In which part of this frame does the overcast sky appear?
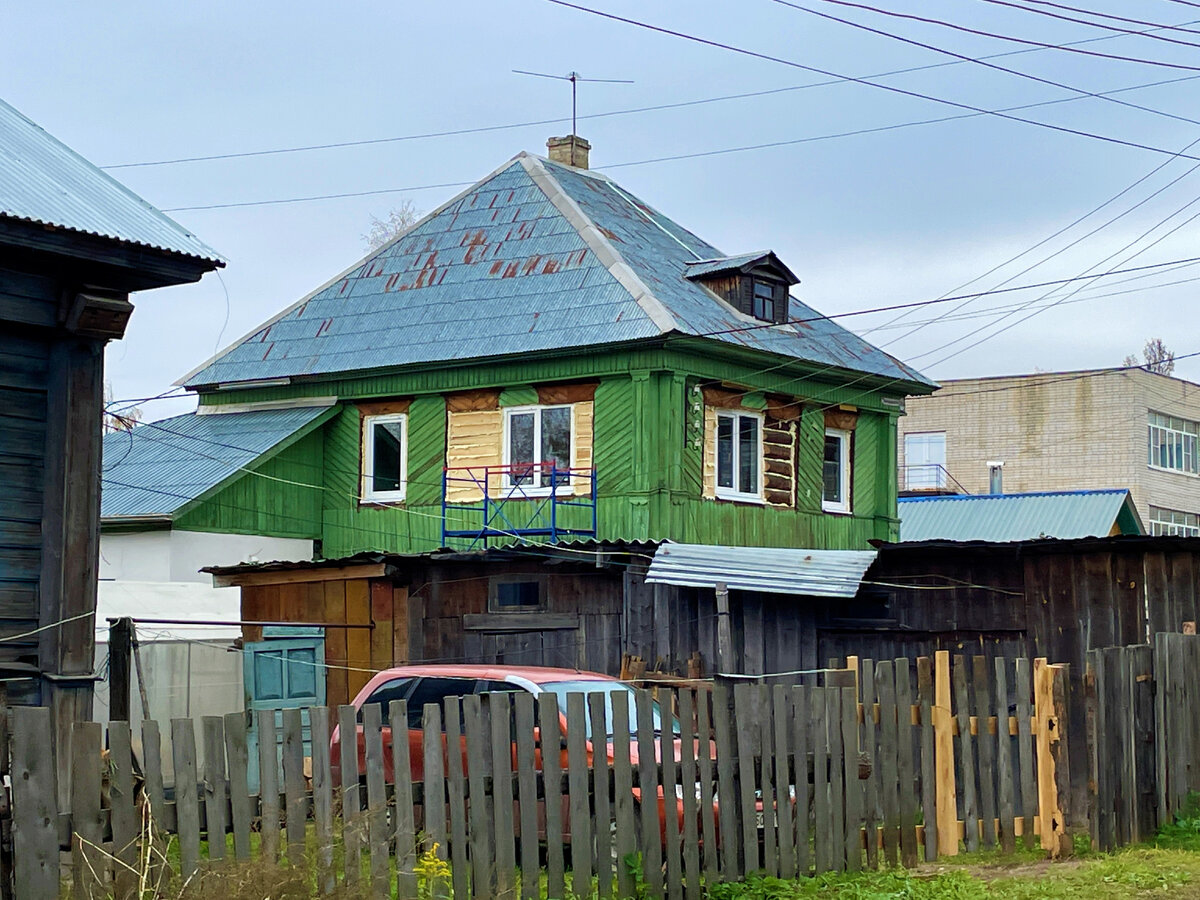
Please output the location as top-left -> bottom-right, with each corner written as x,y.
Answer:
5,1 -> 1200,420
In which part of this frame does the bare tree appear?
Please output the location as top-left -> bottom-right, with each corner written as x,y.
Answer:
362,200 -> 420,251
1124,338 -> 1176,375
102,382 -> 142,433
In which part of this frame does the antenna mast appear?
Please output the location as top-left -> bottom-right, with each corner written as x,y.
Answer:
513,69 -> 634,165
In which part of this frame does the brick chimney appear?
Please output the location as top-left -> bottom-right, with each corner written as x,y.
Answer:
547,135 -> 590,169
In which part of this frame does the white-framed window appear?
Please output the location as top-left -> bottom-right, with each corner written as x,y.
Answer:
1148,410 -> 1199,475
823,427 -> 852,513
715,410 -> 763,502
1148,505 -> 1200,536
503,404 -> 573,493
904,431 -> 947,490
361,413 -> 407,503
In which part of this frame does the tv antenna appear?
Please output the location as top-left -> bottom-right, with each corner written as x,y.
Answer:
513,70 -> 634,139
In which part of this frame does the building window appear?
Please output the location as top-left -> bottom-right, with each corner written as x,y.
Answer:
715,410 -> 763,501
1149,506 -> 1200,536
823,428 -> 852,513
361,413 -> 407,502
1148,410 -> 1199,475
489,576 -> 547,612
903,432 -> 947,490
504,405 -> 572,491
752,280 -> 779,321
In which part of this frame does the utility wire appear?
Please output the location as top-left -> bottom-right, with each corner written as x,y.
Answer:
973,0 -> 1200,46
1012,0 -> 1200,36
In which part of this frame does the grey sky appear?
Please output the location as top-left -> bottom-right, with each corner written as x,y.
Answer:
4,1 -> 1199,419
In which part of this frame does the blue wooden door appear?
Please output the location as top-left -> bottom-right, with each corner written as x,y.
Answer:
244,633 -> 325,792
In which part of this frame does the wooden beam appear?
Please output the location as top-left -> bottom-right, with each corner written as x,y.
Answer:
463,614 -> 580,632
212,563 -> 388,588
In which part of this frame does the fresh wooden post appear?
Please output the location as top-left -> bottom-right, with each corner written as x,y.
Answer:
679,689 -> 702,900
443,699 -> 470,900
1034,659 -> 1065,857
108,721 -> 139,900
538,693 -> 567,900
841,685 -> 863,872
362,703 -> 390,895
390,700 -> 418,900
589,691 -> 615,900
463,694 -> 493,898
281,707 -> 308,867
309,707 -> 336,895
70,721 -> 104,900
971,657 -> 997,850
202,717 -> 228,861
490,692 -> 517,900
876,661 -> 900,867
771,685 -> 794,879
916,657 -> 938,861
993,660 -> 1016,855
11,708 -> 58,900
257,708 -> 281,863
712,682 -> 739,879
636,689 -> 665,896
223,712 -> 253,861
610,689 -> 638,899
811,687 -> 831,873
1015,658 -> 1036,850
791,685 -> 811,877
141,720 -> 167,886
933,651 -> 957,856
172,718 -> 202,879
337,704 -> 362,884
894,659 -> 918,867
952,655 -> 979,853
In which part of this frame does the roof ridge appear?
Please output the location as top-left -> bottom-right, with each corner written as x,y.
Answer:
899,488 -> 1130,502
518,155 -> 677,334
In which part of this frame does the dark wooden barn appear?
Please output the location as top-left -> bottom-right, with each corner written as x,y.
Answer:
0,96 -> 220,771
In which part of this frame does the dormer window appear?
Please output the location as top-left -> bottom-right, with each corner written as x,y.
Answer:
684,251 -> 799,326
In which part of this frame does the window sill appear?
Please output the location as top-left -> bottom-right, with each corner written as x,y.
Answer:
1147,465 -> 1200,478
822,503 -> 853,516
714,491 -> 766,505
500,485 -> 576,499
359,495 -> 407,507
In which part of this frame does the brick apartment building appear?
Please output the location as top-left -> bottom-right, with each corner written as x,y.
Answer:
897,367 -> 1200,535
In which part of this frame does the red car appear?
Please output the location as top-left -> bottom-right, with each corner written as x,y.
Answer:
329,664 -> 699,843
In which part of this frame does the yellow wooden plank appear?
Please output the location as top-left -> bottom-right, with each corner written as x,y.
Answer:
934,650 -> 958,856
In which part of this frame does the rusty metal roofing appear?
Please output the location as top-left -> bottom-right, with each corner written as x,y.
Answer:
645,541 -> 877,598
101,404 -> 334,519
898,489 -> 1144,542
0,97 -> 221,262
182,153 -> 930,388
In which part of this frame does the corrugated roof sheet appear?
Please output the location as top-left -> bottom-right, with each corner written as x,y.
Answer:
0,97 -> 221,262
101,404 -> 333,518
645,541 -> 877,598
683,251 -> 781,280
897,489 -> 1144,543
184,154 -> 930,389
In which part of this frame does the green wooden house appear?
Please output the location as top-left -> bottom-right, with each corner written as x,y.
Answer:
108,136 -> 933,559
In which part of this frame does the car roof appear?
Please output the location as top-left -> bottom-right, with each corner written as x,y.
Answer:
352,664 -> 618,704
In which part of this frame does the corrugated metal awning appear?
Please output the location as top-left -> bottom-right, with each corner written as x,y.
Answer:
645,541 -> 877,598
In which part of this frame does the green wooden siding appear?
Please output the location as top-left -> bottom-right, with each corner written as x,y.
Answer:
185,343 -> 919,555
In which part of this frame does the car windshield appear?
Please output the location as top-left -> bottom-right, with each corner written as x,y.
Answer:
539,680 -> 674,741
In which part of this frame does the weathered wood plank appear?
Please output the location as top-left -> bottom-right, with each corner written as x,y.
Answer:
463,694 -> 493,898
712,683 -> 739,880
566,693 -> 594,898
172,718 -> 202,879
771,685 -> 794,880
994,660 -> 1016,855
1015,658 -> 1037,851
589,691 -> 615,900
696,688 -> 719,885
390,700 -> 418,900
860,660 -> 880,870
443,699 -> 470,900
876,660 -> 900,867
662,689 -> 684,900
972,656 -> 998,850
309,707 -> 336,895
337,704 -> 362,884
281,707 -> 308,867
791,685 -> 811,878
953,655 -> 979,853
71,721 -> 104,900
223,712 -> 253,862
108,722 -> 139,900
679,689 -> 702,900
895,659 -> 918,867
917,657 -> 938,862
538,693 -> 567,900
611,689 -> 638,899
827,685 -> 846,871
841,685 -> 862,872
811,687 -> 831,873
141,720 -> 167,886
513,693 -> 540,900
257,708 -> 281,863
202,717 -> 228,862
11,707 -> 58,900
362,703 -> 389,896
758,688 -> 778,877
733,684 -> 760,874
489,691 -> 517,899
636,689 -> 665,896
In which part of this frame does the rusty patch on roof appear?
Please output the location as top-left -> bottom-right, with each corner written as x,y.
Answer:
542,258 -> 559,274
597,226 -> 622,243
502,262 -> 518,278
522,255 -> 543,276
489,260 -> 504,276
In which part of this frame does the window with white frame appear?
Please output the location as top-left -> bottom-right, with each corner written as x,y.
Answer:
823,428 -> 852,513
904,431 -> 947,490
361,413 -> 407,503
1148,410 -> 1199,474
504,405 -> 573,491
1148,505 -> 1200,536
715,410 -> 763,501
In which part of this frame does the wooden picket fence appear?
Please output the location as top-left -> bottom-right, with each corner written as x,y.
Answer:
1,652 -> 1071,899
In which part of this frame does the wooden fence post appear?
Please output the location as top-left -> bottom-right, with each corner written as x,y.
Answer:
933,651 -> 958,856
1034,658 -> 1065,857
10,707 -> 58,900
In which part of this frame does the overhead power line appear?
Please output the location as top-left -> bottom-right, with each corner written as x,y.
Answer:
974,0 -> 1200,46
